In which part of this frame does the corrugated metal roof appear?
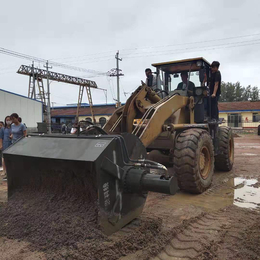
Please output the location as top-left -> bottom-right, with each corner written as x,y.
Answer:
219,101 -> 260,112
51,105 -> 116,117
0,89 -> 43,103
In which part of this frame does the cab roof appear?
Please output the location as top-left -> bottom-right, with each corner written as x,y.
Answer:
152,57 -> 210,73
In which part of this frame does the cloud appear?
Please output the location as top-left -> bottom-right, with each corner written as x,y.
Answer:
0,0 -> 260,106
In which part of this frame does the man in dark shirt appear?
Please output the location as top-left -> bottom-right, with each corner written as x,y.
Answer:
209,61 -> 221,120
177,71 -> 195,96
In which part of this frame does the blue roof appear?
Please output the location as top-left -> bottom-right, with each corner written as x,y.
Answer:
66,103 -> 89,106
53,102 -> 125,109
52,113 -> 112,118
0,88 -> 43,103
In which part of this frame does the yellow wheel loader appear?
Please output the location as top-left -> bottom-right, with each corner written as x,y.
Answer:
3,57 -> 234,235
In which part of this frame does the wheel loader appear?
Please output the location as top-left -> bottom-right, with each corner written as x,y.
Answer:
3,57 -> 234,235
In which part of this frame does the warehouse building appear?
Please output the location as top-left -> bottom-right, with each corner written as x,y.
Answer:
51,101 -> 260,129
0,89 -> 43,132
51,103 -> 116,127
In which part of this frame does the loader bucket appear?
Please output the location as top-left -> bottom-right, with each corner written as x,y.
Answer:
3,134 -> 178,235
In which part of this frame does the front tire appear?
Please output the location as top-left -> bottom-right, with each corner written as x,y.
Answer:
174,129 -> 214,194
215,126 -> 234,171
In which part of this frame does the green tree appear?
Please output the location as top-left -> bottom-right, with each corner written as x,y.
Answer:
219,82 -> 259,102
243,85 -> 251,101
234,82 -> 244,101
251,86 -> 260,101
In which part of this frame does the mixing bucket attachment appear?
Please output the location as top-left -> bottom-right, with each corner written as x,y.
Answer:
3,134 -> 178,235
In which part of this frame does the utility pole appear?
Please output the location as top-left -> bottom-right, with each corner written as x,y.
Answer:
32,61 -> 36,99
115,51 -> 122,107
44,60 -> 52,134
108,51 -> 124,107
51,102 -> 56,109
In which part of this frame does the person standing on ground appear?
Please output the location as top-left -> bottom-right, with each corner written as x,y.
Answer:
0,116 -> 12,180
18,117 -> 27,128
61,123 -> 67,134
209,61 -> 221,121
0,121 -> 4,167
10,113 -> 27,143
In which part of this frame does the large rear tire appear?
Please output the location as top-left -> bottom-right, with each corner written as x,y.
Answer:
174,129 -> 214,194
215,126 -> 234,171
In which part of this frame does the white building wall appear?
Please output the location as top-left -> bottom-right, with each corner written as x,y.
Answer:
0,89 -> 43,128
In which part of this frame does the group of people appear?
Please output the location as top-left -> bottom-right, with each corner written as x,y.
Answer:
61,122 -> 82,134
145,61 -> 221,121
0,113 -> 27,181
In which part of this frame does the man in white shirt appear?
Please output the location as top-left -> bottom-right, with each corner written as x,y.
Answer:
145,68 -> 158,91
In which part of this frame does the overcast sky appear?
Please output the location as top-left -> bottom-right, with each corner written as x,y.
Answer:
1,0 -> 260,106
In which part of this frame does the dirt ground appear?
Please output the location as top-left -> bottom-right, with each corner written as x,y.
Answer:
0,134 -> 259,260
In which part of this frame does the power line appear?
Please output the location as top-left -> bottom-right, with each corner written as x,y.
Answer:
55,56 -> 115,66
49,60 -> 107,75
0,47 -> 107,76
47,33 -> 260,67
123,39 -> 260,60
47,32 -> 260,63
120,32 -> 260,53
1,33 -> 260,80
50,50 -> 115,62
106,77 -> 115,101
125,38 -> 260,58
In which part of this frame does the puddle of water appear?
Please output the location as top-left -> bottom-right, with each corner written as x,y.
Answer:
157,176 -> 260,213
240,153 -> 258,156
233,177 -> 260,209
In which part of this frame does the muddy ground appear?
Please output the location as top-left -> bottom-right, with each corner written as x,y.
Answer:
0,134 -> 259,260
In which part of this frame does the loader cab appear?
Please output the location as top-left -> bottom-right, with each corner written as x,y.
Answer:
152,57 -> 211,96
152,57 -> 211,123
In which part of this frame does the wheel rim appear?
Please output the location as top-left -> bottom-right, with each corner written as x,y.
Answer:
229,138 -> 234,163
200,146 -> 211,179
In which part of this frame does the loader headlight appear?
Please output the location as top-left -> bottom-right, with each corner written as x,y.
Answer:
195,88 -> 203,96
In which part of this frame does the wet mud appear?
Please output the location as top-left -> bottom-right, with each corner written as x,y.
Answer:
153,206 -> 260,260
0,134 -> 259,260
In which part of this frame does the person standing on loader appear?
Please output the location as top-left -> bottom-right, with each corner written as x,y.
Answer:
209,61 -> 221,121
177,71 -> 195,96
145,68 -> 159,91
